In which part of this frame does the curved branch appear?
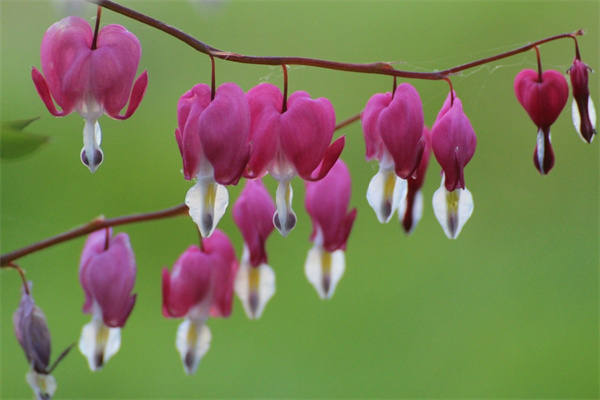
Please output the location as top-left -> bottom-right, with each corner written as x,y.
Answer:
87,0 -> 583,81
0,203 -> 188,266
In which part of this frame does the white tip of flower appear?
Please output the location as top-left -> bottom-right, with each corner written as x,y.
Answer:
26,369 -> 56,400
234,250 -> 276,319
273,180 -> 296,237
176,318 -> 211,375
185,180 -> 229,238
432,178 -> 473,240
81,119 -> 103,173
572,97 -> 596,143
305,245 -> 345,300
366,167 -> 407,223
399,189 -> 424,234
78,319 -> 121,372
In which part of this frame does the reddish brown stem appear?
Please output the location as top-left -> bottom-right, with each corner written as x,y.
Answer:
2,262 -> 30,293
210,54 -> 216,101
0,203 -> 188,266
282,64 -> 288,113
91,6 -> 101,50
534,46 -> 543,80
86,0 -> 582,81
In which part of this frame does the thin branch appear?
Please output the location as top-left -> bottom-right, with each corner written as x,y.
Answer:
87,0 -> 583,81
0,203 -> 188,266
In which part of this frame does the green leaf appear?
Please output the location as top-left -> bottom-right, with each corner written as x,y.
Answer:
1,117 -> 51,159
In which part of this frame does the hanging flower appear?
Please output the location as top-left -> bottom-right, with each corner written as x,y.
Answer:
568,58 -> 596,143
514,68 -> 569,174
78,228 -> 137,371
32,16 -> 148,172
304,159 -> 357,299
361,83 -> 425,223
399,126 -> 432,234
232,179 -> 277,319
245,82 -> 345,236
431,91 -> 477,239
176,83 -> 251,238
162,230 -> 238,374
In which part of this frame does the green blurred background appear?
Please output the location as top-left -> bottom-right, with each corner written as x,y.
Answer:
1,1 -> 598,398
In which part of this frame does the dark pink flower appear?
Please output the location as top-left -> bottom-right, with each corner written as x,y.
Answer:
232,179 -> 277,319
399,126 -> 431,234
431,91 -> 477,191
175,83 -> 251,238
32,16 -> 148,172
304,159 -> 357,299
514,69 -> 569,174
361,83 -> 425,223
568,58 -> 596,143
245,83 -> 345,236
162,230 -> 238,374
78,228 -> 136,371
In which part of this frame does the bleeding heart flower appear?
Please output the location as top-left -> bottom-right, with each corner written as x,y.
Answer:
32,16 -> 148,172
245,82 -> 345,237
78,228 -> 137,371
233,179 -> 277,319
175,82 -> 251,238
361,83 -> 425,223
514,68 -> 569,174
162,230 -> 238,374
304,159 -> 357,299
568,58 -> 597,143
431,91 -> 477,239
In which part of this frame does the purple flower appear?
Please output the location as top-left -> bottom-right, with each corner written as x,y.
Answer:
568,58 -> 597,143
78,228 -> 137,371
175,83 -> 251,238
32,16 -> 148,172
361,83 -> 425,223
304,159 -> 357,299
514,68 -> 568,174
232,179 -> 277,319
162,230 -> 238,374
245,83 -> 345,236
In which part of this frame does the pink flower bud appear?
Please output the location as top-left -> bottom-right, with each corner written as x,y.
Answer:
431,91 -> 477,191
568,59 -> 597,143
32,16 -> 148,172
79,228 -> 137,328
514,69 -> 569,174
13,283 -> 51,374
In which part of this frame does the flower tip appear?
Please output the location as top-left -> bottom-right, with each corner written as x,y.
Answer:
80,147 -> 104,173
273,210 -> 296,237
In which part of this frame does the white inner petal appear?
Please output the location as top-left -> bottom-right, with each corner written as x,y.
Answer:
234,246 -> 276,319
176,318 -> 212,375
366,165 -> 407,224
26,369 -> 56,400
432,176 -> 474,240
78,317 -> 121,372
399,189 -> 424,234
572,97 -> 597,143
273,179 -> 296,237
185,178 -> 229,238
81,118 -> 103,173
304,244 -> 346,300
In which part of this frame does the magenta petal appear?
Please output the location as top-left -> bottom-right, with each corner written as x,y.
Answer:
280,92 -> 336,178
378,83 -> 425,179
90,24 -> 142,117
162,246 -> 211,318
205,230 -> 238,318
199,83 -> 251,185
303,136 -> 346,182
569,59 -> 596,143
305,159 -> 356,251
177,85 -> 211,180
31,67 -> 72,117
79,228 -> 112,314
361,92 -> 391,161
233,180 -> 276,267
514,69 -> 569,128
246,83 -> 282,178
431,95 -> 477,191
110,70 -> 148,120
